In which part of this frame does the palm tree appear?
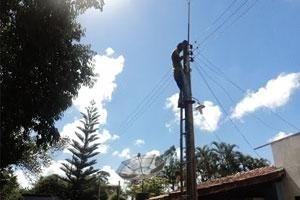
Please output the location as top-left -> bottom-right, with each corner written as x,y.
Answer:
239,155 -> 269,171
212,142 -> 241,177
195,141 -> 270,182
195,145 -> 218,181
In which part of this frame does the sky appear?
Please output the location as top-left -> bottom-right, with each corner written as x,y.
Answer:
16,0 -> 300,188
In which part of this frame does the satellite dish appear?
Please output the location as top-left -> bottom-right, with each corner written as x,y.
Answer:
117,153 -> 165,181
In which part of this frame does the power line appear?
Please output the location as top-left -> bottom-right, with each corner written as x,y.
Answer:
109,71 -> 173,149
194,63 -> 261,157
198,116 -> 223,143
195,0 -> 250,49
113,70 -> 170,133
117,77 -> 172,136
195,0 -> 238,39
194,0 -> 259,55
195,58 -> 284,133
197,53 -> 299,131
215,0 -> 259,40
200,0 -> 259,50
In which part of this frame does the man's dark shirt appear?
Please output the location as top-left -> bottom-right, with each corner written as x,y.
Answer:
171,49 -> 183,72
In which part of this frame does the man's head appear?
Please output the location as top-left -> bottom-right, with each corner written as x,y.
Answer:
177,40 -> 188,51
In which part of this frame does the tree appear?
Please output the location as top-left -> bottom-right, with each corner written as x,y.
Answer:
126,177 -> 168,198
0,0 -> 104,169
61,103 -> 109,200
0,168 -> 23,200
196,141 -> 269,182
109,193 -> 126,200
158,145 -> 182,191
18,137 -> 69,176
211,142 -> 241,177
239,154 -> 269,171
31,174 -> 68,199
195,145 -> 218,181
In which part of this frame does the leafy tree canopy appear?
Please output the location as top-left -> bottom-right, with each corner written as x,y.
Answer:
0,0 -> 104,169
0,168 -> 23,200
126,176 -> 168,198
30,174 -> 68,199
196,141 -> 269,182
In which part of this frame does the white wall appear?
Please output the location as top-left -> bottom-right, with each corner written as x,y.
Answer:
271,133 -> 300,200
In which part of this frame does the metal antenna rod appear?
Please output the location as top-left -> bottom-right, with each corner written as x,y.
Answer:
187,0 -> 191,43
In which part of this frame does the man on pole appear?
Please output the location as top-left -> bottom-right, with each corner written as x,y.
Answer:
171,40 -> 188,108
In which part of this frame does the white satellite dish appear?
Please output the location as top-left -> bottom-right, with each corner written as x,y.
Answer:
117,153 -> 165,181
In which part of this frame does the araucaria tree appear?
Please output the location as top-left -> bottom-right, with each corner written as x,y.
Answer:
61,103 -> 105,200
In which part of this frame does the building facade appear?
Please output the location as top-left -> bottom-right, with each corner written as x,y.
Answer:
271,132 -> 300,200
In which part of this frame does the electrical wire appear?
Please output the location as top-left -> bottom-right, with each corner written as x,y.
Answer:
215,0 -> 259,41
195,58 -> 284,133
109,71 -> 173,149
197,53 -> 299,131
194,63 -> 261,157
195,0 -> 238,39
114,70 -> 170,133
118,77 -> 172,136
195,0 -> 250,50
194,0 -> 259,55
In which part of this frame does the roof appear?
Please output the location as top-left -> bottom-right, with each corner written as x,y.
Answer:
197,166 -> 284,195
149,166 -> 285,200
255,132 -> 300,150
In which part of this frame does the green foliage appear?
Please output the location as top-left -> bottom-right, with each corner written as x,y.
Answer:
126,177 -> 168,198
108,191 -> 126,200
31,174 -> 68,199
61,103 -> 109,200
19,137 -> 69,176
161,146 -> 181,191
196,141 -> 270,182
0,168 -> 23,200
196,145 -> 218,181
0,0 -> 104,169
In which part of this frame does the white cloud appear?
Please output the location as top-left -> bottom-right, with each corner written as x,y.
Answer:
165,93 -> 181,121
232,73 -> 300,119
194,101 -> 222,132
73,48 -> 125,125
112,148 -> 131,159
134,139 -> 145,147
268,131 -> 293,143
15,160 -> 66,188
60,119 -> 119,154
41,160 -> 66,177
165,122 -> 172,132
145,149 -> 160,156
15,170 -> 31,189
165,93 -> 222,132
105,47 -> 115,56
101,165 -> 126,187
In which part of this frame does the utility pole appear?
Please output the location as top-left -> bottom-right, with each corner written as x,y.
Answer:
183,0 -> 198,199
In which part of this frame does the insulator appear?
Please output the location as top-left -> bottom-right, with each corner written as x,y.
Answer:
190,44 -> 193,49
190,57 -> 194,62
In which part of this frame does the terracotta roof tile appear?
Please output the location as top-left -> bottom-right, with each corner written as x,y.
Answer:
198,166 -> 284,189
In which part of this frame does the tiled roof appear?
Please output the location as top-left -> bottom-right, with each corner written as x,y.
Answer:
149,166 -> 285,200
198,166 -> 284,189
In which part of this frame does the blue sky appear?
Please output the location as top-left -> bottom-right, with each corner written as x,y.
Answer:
16,0 -> 300,187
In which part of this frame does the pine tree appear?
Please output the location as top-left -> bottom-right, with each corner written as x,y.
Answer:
61,102 -> 102,200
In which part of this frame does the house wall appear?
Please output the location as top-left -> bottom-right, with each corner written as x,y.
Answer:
271,133 -> 300,200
